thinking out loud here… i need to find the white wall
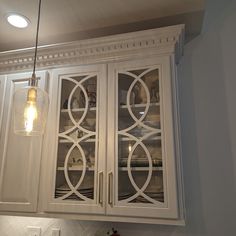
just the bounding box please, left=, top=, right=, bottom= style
left=0, top=0, right=236, bottom=235
left=176, top=0, right=236, bottom=235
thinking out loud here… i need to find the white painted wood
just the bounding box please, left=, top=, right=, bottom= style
left=0, top=26, right=184, bottom=224
left=42, top=65, right=107, bottom=215
left=107, top=56, right=179, bottom=219
left=0, top=75, right=7, bottom=137
left=0, top=210, right=185, bottom=225
left=169, top=54, right=186, bottom=221
left=0, top=25, right=184, bottom=73
left=0, top=71, right=48, bottom=212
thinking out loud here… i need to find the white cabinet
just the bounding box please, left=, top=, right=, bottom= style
left=42, top=56, right=184, bottom=223
left=107, top=56, right=179, bottom=219
left=0, top=71, right=49, bottom=212
left=0, top=25, right=185, bottom=224
left=43, top=65, right=107, bottom=215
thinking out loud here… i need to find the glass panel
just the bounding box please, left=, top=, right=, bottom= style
left=117, top=67, right=164, bottom=205
left=13, top=86, right=49, bottom=136
left=55, top=74, right=97, bottom=203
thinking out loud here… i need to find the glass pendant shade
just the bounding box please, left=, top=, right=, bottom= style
left=12, top=0, right=48, bottom=136
left=13, top=85, right=49, bottom=136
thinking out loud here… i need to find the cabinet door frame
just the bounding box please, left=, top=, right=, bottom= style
left=0, top=75, right=7, bottom=138
left=42, top=64, right=107, bottom=215
left=106, top=55, right=179, bottom=219
left=0, top=71, right=48, bottom=212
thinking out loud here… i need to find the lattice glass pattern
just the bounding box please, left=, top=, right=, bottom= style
left=55, top=74, right=98, bottom=203
left=117, top=68, right=164, bottom=205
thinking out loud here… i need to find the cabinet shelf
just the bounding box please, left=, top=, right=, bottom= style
left=61, top=107, right=96, bottom=113
left=59, top=138, right=96, bottom=143
left=119, top=103, right=160, bottom=115
left=120, top=102, right=160, bottom=109
left=119, top=167, right=162, bottom=171
left=120, top=136, right=161, bottom=142
left=57, top=166, right=94, bottom=171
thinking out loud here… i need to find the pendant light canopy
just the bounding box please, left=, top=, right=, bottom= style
left=13, top=0, right=49, bottom=136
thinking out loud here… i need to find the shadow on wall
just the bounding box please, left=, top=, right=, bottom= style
left=176, top=0, right=236, bottom=235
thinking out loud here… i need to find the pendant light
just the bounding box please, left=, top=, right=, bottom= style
left=13, top=0, right=49, bottom=136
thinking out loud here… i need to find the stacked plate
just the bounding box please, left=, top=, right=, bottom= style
left=119, top=158, right=162, bottom=167
left=118, top=191, right=164, bottom=203
left=118, top=192, right=134, bottom=200
left=143, top=120, right=160, bottom=129
left=55, top=186, right=94, bottom=199
left=137, top=191, right=164, bottom=203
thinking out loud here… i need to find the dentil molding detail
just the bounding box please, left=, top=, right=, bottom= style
left=0, top=25, right=184, bottom=74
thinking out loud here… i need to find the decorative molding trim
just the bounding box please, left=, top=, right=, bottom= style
left=0, top=25, right=184, bottom=74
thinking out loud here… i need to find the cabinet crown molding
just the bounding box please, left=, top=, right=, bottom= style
left=0, top=24, right=184, bottom=74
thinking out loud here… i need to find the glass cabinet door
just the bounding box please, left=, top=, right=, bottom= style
left=56, top=74, right=97, bottom=203
left=117, top=68, right=164, bottom=204
left=45, top=65, right=106, bottom=214
left=107, top=57, right=179, bottom=219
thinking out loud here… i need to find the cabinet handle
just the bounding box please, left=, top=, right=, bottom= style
left=108, top=172, right=113, bottom=205
left=98, top=171, right=103, bottom=205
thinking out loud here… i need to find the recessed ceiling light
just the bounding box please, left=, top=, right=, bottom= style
left=6, top=13, right=30, bottom=28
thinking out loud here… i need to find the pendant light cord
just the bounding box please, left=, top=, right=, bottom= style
left=32, top=0, right=42, bottom=77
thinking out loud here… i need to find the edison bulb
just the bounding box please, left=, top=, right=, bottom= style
left=13, top=85, right=49, bottom=136
left=128, top=143, right=132, bottom=152
left=24, top=102, right=38, bottom=133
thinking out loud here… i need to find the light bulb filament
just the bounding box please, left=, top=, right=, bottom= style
left=128, top=144, right=132, bottom=152
left=24, top=88, right=38, bottom=133
left=24, top=102, right=38, bottom=133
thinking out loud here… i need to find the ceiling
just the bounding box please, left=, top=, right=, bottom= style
left=0, top=0, right=206, bottom=52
